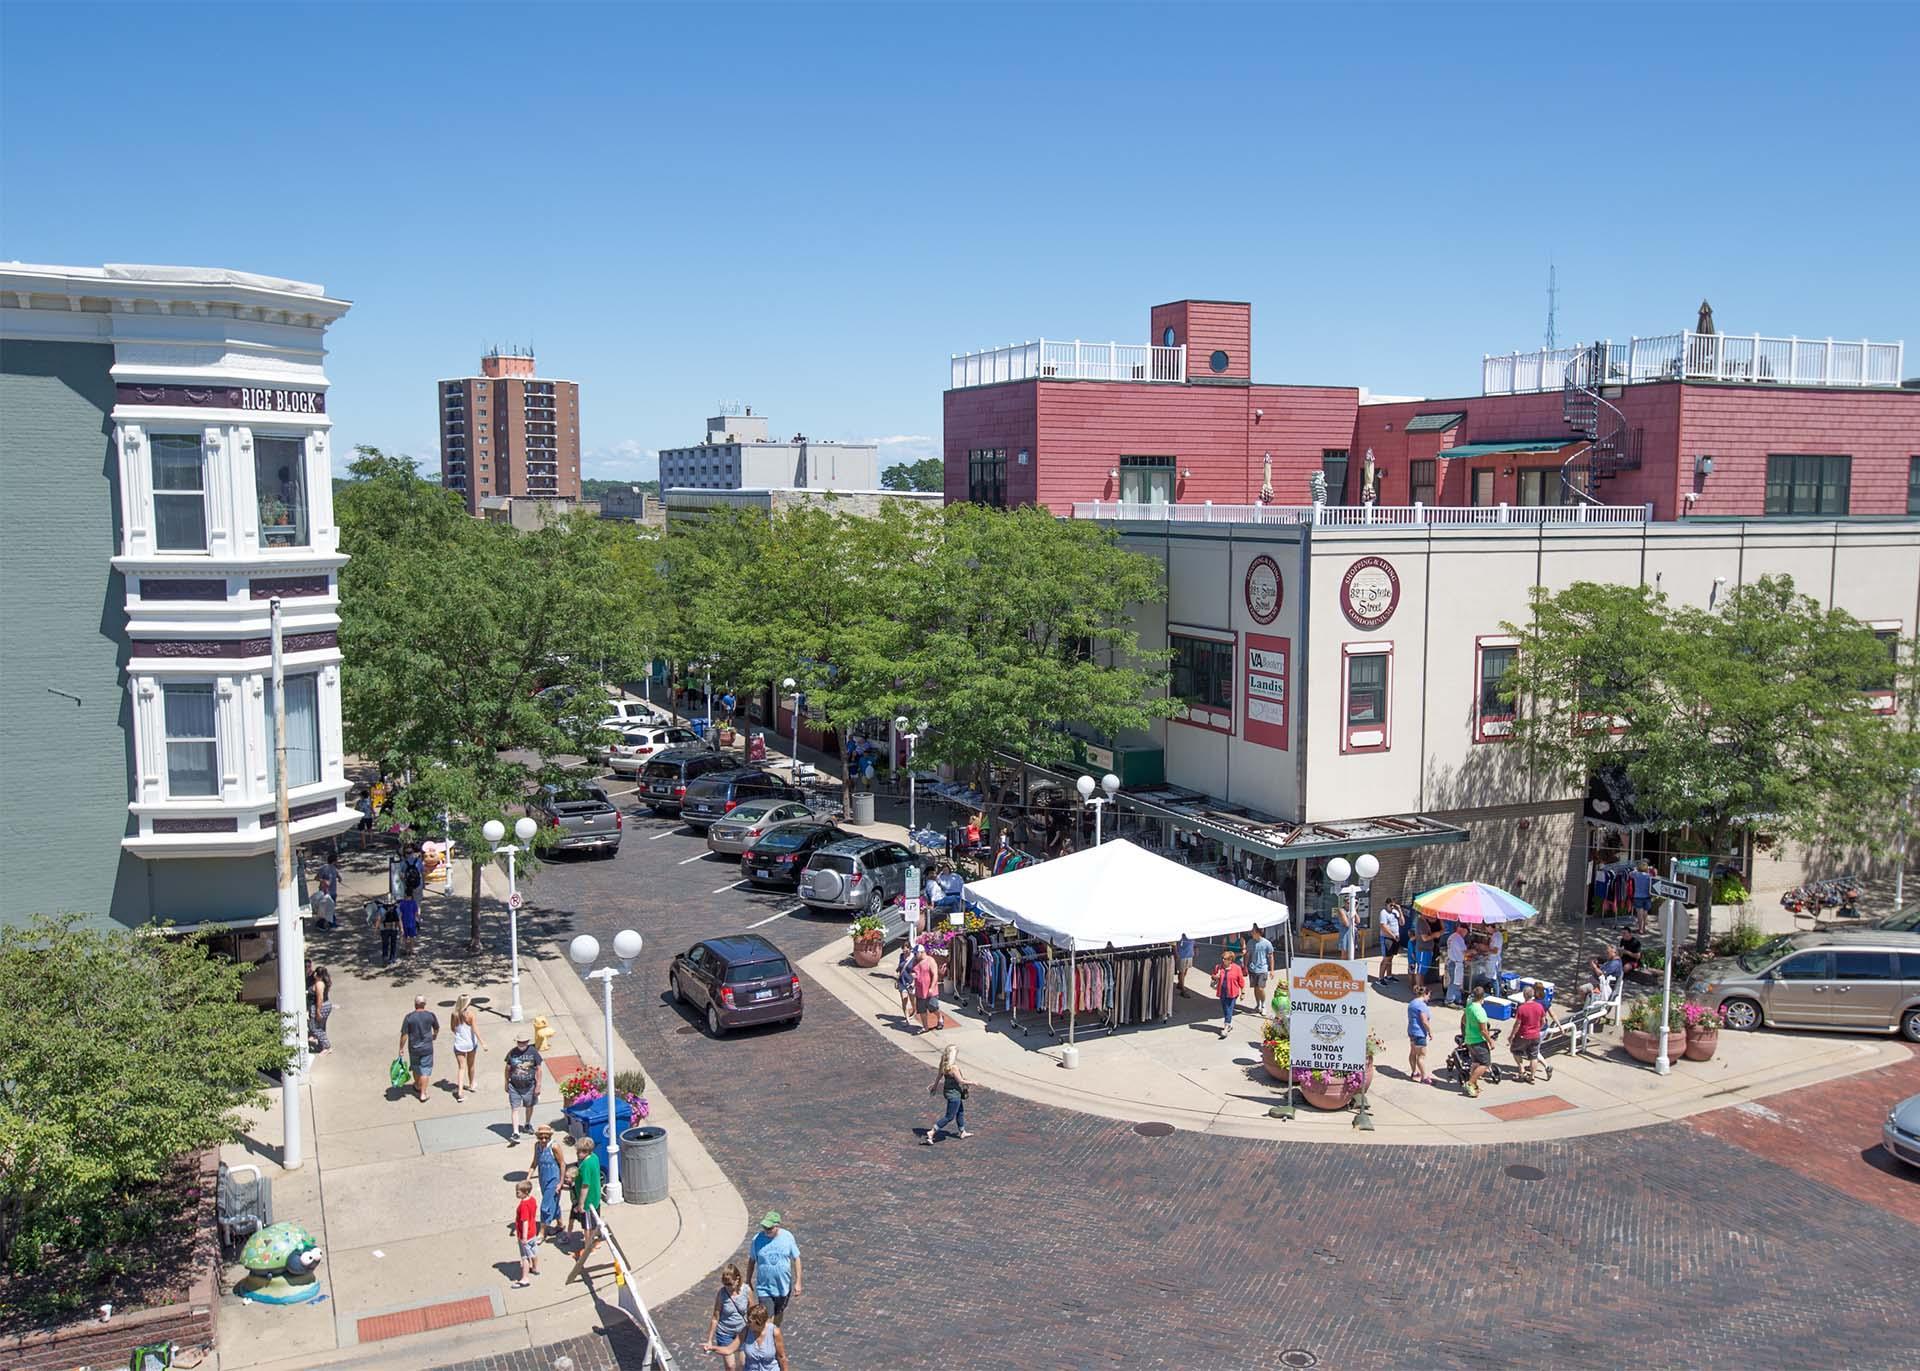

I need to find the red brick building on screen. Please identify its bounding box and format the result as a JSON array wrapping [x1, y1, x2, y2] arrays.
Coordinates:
[[438, 349, 582, 514], [942, 300, 1358, 512]]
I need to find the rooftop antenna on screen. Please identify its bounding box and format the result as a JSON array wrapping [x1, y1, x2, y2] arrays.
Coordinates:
[[1545, 260, 1558, 352]]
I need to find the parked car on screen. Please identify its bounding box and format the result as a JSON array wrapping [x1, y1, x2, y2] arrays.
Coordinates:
[[739, 820, 851, 888], [706, 799, 818, 855], [1686, 930, 1920, 1040], [639, 748, 738, 816], [679, 769, 806, 832], [1876, 907, 1920, 933], [668, 934, 802, 1036], [601, 699, 671, 729], [797, 836, 923, 916], [528, 781, 623, 856], [1884, 1092, 1920, 1169], [606, 724, 699, 776]]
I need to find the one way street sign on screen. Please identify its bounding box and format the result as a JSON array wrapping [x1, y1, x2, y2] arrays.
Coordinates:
[[1650, 877, 1690, 903]]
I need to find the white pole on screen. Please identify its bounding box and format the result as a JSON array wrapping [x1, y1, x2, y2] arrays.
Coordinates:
[[270, 598, 304, 1170], [1093, 799, 1103, 847], [907, 734, 917, 831], [601, 970, 624, 1204], [1068, 943, 1077, 1049], [507, 846, 523, 1023], [1656, 858, 1677, 1075]]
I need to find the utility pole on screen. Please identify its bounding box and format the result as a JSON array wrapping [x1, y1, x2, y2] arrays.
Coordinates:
[[271, 599, 305, 1168]]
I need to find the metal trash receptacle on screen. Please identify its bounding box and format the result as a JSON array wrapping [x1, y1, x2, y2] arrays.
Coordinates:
[[620, 1125, 669, 1204], [850, 792, 876, 825]]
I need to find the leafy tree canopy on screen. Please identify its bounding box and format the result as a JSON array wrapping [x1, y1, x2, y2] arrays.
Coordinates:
[[880, 457, 944, 492]]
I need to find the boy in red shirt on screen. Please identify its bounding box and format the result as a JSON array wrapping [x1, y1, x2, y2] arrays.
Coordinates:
[[513, 1179, 540, 1287], [1508, 983, 1556, 1084]]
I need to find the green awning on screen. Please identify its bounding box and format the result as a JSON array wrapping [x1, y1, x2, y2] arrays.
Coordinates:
[[1404, 411, 1467, 432], [1436, 439, 1577, 459]]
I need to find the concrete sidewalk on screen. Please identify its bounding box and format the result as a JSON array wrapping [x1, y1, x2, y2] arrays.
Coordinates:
[[214, 849, 744, 1371]]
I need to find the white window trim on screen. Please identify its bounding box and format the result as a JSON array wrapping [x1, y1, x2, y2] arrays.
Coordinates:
[[1342, 641, 1393, 753], [159, 678, 224, 801], [147, 429, 214, 556]]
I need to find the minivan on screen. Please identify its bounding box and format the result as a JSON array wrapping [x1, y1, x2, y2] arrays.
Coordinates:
[[1687, 930, 1920, 1040], [797, 836, 922, 916], [679, 769, 806, 831], [639, 748, 736, 816]]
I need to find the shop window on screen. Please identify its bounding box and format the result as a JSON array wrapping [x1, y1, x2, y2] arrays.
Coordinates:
[[1119, 455, 1174, 505], [163, 682, 220, 797], [1170, 633, 1234, 714], [151, 434, 209, 551], [264, 673, 322, 790], [254, 435, 310, 548], [1321, 450, 1350, 504], [1409, 459, 1436, 507], [1867, 625, 1900, 713], [1764, 454, 1850, 516], [968, 447, 1008, 507], [1476, 641, 1517, 741], [1343, 645, 1391, 753]]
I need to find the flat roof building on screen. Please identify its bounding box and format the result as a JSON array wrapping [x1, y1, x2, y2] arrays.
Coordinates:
[[439, 349, 581, 514], [659, 408, 878, 492]]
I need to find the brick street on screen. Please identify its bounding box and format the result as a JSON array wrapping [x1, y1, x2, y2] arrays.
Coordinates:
[[438, 798, 1920, 1371]]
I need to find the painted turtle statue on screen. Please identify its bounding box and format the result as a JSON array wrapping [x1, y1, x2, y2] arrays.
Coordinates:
[[235, 1220, 325, 1304]]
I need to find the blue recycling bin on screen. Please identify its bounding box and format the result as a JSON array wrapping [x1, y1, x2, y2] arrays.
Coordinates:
[[563, 1095, 634, 1164], [689, 717, 710, 741]]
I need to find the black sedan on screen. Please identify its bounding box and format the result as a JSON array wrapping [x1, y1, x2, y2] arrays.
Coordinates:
[[738, 820, 849, 889], [668, 934, 802, 1036]]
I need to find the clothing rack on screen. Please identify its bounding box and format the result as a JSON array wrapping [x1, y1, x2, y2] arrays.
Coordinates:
[[1040, 943, 1179, 1041]]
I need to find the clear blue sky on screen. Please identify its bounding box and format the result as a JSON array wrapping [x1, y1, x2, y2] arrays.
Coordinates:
[[5, 2, 1914, 483]]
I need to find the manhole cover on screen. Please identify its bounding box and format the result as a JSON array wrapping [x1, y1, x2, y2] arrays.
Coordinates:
[[1280, 1351, 1319, 1369], [1504, 1164, 1547, 1181], [1132, 1121, 1175, 1138]]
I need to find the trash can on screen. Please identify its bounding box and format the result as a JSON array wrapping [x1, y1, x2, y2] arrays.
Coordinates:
[[620, 1125, 669, 1205], [851, 792, 876, 825], [562, 1095, 634, 1165]]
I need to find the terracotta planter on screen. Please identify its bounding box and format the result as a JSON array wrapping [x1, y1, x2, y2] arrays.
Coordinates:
[[1261, 1039, 1290, 1082], [851, 934, 883, 969], [1621, 1028, 1678, 1064], [1683, 1027, 1719, 1062], [1298, 1064, 1373, 1110]]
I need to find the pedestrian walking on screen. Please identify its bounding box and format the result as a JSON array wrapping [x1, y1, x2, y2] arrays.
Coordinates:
[[1410, 915, 1438, 995], [1485, 924, 1504, 990], [1175, 933, 1194, 998], [356, 787, 375, 850], [1406, 985, 1434, 1083], [745, 1213, 802, 1326], [378, 899, 401, 967], [1210, 950, 1246, 1037], [710, 1303, 789, 1371], [533, 1125, 563, 1238], [511, 1179, 540, 1287], [397, 888, 421, 954], [308, 964, 333, 1053], [1445, 925, 1467, 1006], [1377, 901, 1403, 984], [1462, 983, 1492, 1098], [922, 1044, 974, 1144], [399, 995, 438, 1102], [700, 1263, 752, 1370], [1246, 925, 1275, 1016], [561, 1137, 583, 1241], [449, 993, 484, 1101], [570, 1136, 604, 1264], [895, 944, 916, 1020], [314, 852, 341, 929], [504, 1031, 543, 1140], [1509, 983, 1556, 1083], [911, 943, 941, 1034]]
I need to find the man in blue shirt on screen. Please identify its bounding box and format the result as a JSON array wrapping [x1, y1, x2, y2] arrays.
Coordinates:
[[1176, 934, 1195, 999], [746, 1212, 802, 1325], [1246, 926, 1276, 1017]]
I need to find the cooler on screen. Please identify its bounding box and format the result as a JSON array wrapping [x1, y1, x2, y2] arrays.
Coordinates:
[[1482, 996, 1516, 1021], [1512, 977, 1556, 1009]]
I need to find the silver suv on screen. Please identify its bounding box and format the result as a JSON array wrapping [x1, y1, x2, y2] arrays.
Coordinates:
[[797, 837, 922, 917], [1687, 930, 1920, 1040]]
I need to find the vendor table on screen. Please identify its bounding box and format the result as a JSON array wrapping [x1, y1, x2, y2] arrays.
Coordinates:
[[1300, 927, 1375, 959]]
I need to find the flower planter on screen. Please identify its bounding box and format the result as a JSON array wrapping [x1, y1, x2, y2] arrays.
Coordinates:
[[1261, 1038, 1290, 1082], [1297, 1065, 1373, 1110], [1683, 1027, 1719, 1062], [1621, 1028, 1676, 1064], [851, 933, 883, 969]]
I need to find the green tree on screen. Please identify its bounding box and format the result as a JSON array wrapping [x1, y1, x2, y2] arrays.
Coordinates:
[[1501, 575, 1919, 948], [881, 456, 945, 492], [655, 508, 776, 706], [0, 916, 292, 1293], [899, 504, 1175, 817], [337, 449, 659, 949]]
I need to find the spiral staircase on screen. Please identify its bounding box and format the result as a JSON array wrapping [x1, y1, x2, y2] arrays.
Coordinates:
[[1559, 342, 1643, 505]]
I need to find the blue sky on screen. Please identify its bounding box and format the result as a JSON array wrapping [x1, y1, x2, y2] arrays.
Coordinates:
[[4, 2, 1914, 482]]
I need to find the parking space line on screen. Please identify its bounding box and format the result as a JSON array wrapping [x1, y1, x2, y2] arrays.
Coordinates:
[[677, 851, 713, 865], [649, 829, 680, 841], [712, 879, 748, 895], [745, 907, 803, 929]]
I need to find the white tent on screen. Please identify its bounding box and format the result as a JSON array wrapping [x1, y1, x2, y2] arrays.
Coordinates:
[[964, 839, 1286, 952]]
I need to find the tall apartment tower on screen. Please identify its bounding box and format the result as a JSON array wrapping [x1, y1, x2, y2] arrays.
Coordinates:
[[438, 349, 581, 513]]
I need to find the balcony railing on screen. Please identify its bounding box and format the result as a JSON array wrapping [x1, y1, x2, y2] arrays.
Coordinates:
[[1484, 332, 1904, 394], [1071, 501, 1653, 527], [951, 339, 1186, 389]]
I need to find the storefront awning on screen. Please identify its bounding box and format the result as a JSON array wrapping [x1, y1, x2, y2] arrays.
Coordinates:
[[1436, 439, 1580, 459]]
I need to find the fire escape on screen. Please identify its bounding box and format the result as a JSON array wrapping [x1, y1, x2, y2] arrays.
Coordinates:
[[1559, 342, 1643, 504]]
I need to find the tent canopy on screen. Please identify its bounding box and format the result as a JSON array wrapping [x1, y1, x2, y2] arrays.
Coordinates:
[[963, 839, 1284, 952]]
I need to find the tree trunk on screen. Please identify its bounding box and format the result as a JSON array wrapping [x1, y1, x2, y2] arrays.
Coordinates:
[[469, 847, 484, 954], [835, 723, 853, 811]]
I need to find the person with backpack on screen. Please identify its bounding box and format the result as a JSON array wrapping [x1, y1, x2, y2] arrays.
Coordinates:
[[378, 899, 401, 967], [503, 1031, 543, 1142]]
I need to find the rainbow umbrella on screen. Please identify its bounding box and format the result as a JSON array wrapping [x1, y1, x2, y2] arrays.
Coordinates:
[[1412, 881, 1537, 925]]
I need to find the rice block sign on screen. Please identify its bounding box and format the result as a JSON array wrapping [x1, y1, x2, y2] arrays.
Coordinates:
[[1289, 959, 1370, 1074]]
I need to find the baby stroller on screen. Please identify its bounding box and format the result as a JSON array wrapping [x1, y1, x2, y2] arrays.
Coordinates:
[[1445, 1026, 1504, 1087]]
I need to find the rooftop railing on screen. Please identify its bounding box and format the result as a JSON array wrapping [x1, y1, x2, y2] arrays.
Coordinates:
[[951, 339, 1186, 389], [1071, 501, 1653, 527], [1483, 332, 1904, 394]]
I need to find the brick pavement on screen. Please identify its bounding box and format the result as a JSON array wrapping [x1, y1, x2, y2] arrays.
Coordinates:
[[432, 797, 1920, 1371]]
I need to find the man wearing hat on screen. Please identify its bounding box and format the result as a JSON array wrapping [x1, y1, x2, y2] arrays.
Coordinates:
[[503, 1030, 544, 1142], [746, 1212, 802, 1325]]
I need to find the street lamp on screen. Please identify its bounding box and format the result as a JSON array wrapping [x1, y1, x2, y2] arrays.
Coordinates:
[[568, 928, 643, 1205], [782, 677, 800, 780], [1324, 853, 1379, 960], [894, 716, 926, 831], [483, 815, 540, 1022], [1075, 772, 1121, 845]]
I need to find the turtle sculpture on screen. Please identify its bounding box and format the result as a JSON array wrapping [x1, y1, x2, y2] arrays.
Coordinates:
[[235, 1221, 325, 1305]]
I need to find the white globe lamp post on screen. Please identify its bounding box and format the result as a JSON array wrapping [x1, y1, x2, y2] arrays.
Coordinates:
[[484, 815, 542, 1022], [569, 928, 641, 1204]]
